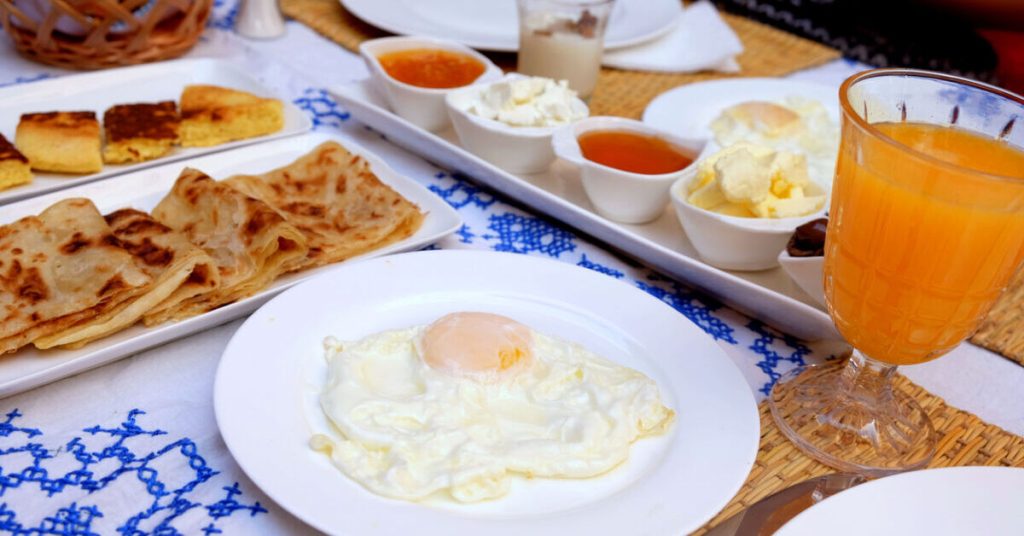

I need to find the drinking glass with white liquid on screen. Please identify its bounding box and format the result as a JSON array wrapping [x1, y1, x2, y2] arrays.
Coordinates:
[[516, 0, 614, 99]]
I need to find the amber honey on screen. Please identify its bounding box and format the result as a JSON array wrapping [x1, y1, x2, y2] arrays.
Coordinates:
[[578, 130, 693, 175], [377, 49, 486, 89]]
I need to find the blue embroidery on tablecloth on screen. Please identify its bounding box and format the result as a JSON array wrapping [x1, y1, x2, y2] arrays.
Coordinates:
[[209, 0, 240, 30], [294, 88, 350, 129], [634, 275, 737, 343], [0, 409, 265, 535], [483, 212, 576, 258], [747, 320, 811, 396], [455, 224, 475, 244], [576, 254, 624, 279], [0, 74, 55, 88], [428, 173, 496, 210]]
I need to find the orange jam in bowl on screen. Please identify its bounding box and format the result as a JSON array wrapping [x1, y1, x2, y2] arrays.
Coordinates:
[[377, 49, 487, 89], [578, 130, 694, 175]]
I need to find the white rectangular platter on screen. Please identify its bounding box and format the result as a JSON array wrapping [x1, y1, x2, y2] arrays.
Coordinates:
[[333, 80, 838, 341], [0, 58, 312, 205], [0, 132, 462, 398]]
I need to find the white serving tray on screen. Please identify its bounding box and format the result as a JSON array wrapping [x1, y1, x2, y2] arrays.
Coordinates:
[[0, 132, 462, 398], [332, 80, 838, 341], [0, 58, 312, 206]]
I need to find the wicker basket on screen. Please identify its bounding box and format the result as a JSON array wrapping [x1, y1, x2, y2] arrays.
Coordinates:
[[0, 0, 213, 70]]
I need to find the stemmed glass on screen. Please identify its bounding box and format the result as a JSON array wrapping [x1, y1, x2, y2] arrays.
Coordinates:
[[769, 69, 1024, 476]]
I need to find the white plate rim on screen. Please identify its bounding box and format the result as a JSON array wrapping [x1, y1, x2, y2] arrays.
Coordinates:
[[214, 249, 760, 536], [339, 0, 682, 52], [0, 131, 461, 399], [776, 466, 1024, 535]]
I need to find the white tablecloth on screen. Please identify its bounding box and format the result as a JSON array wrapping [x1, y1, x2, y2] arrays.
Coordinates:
[[0, 5, 1021, 534]]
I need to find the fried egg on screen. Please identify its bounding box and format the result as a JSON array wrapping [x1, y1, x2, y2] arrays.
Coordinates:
[[311, 312, 675, 503], [710, 96, 839, 186]]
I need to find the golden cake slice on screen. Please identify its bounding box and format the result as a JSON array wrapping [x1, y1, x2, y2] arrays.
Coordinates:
[[0, 134, 32, 191], [16, 111, 102, 174], [178, 85, 285, 147], [103, 101, 180, 164]]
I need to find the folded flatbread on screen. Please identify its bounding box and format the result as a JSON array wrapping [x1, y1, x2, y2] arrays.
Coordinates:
[[33, 209, 221, 348], [224, 141, 424, 268], [0, 199, 151, 354], [150, 168, 308, 320]]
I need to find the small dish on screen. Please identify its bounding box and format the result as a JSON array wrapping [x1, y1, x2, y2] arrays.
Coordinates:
[[777, 250, 826, 307], [360, 36, 503, 132], [445, 75, 589, 174], [552, 116, 703, 224], [670, 159, 826, 271]]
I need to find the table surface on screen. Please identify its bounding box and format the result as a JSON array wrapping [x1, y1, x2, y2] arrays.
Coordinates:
[[0, 5, 1021, 535]]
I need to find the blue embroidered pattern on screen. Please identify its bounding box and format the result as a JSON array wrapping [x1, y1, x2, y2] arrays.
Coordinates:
[[0, 409, 265, 535], [428, 173, 497, 210], [747, 320, 811, 396], [209, 0, 240, 30], [576, 254, 624, 279], [294, 88, 350, 129], [483, 212, 577, 258], [634, 275, 737, 344], [0, 74, 54, 88]]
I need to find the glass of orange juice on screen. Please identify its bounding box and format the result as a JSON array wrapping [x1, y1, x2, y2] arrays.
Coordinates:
[[768, 69, 1024, 476]]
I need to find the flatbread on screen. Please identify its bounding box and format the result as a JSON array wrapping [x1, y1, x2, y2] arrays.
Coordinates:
[[0, 199, 151, 354], [33, 209, 220, 348], [151, 168, 308, 320], [224, 141, 424, 268]]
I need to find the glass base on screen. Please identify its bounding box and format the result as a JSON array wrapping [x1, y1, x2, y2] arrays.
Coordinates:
[[768, 355, 936, 477]]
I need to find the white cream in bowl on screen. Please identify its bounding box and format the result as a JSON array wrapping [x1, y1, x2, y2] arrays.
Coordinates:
[[446, 74, 589, 174]]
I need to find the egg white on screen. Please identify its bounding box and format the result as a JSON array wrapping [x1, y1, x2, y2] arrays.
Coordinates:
[[312, 326, 674, 503]]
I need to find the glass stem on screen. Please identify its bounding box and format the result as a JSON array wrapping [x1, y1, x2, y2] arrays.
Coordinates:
[[835, 351, 899, 409]]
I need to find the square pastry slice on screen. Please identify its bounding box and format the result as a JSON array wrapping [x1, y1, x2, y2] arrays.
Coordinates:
[[16, 111, 102, 174], [0, 134, 32, 191], [103, 101, 180, 164], [179, 85, 284, 147]]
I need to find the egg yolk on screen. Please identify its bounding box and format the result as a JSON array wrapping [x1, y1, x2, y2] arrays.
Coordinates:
[[420, 312, 534, 377]]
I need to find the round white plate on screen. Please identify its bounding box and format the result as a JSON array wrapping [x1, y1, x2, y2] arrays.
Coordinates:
[[214, 250, 759, 535], [340, 0, 681, 52], [777, 467, 1024, 535], [642, 78, 840, 141]]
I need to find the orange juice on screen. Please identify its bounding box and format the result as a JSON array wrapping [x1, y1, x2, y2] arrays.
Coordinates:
[[825, 121, 1024, 365]]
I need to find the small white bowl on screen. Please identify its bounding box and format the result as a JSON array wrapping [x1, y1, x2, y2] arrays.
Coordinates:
[[669, 160, 826, 271], [445, 74, 589, 174], [360, 36, 503, 132], [778, 249, 827, 306], [552, 117, 704, 224]]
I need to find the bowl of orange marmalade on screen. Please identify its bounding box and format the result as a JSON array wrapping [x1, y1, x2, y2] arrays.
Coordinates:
[[553, 117, 703, 223], [360, 36, 502, 131]]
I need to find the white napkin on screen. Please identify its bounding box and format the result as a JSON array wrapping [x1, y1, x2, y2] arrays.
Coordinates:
[[602, 1, 743, 73]]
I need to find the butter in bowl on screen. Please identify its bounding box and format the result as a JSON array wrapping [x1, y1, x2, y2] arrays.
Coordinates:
[[552, 116, 704, 224], [669, 142, 828, 271], [445, 74, 589, 174]]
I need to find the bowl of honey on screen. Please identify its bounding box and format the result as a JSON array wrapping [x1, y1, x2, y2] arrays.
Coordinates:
[[360, 36, 503, 131], [552, 116, 703, 224]]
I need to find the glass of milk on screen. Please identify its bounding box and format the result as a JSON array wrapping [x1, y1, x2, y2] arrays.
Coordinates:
[[516, 0, 614, 99]]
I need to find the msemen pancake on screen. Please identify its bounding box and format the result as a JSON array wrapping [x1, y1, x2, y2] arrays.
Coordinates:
[[224, 141, 424, 268], [0, 199, 151, 354], [33, 209, 220, 348], [151, 168, 308, 320]]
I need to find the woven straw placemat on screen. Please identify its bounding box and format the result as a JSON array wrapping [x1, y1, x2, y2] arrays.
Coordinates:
[[696, 373, 1024, 534], [971, 270, 1024, 367], [280, 0, 1024, 367]]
